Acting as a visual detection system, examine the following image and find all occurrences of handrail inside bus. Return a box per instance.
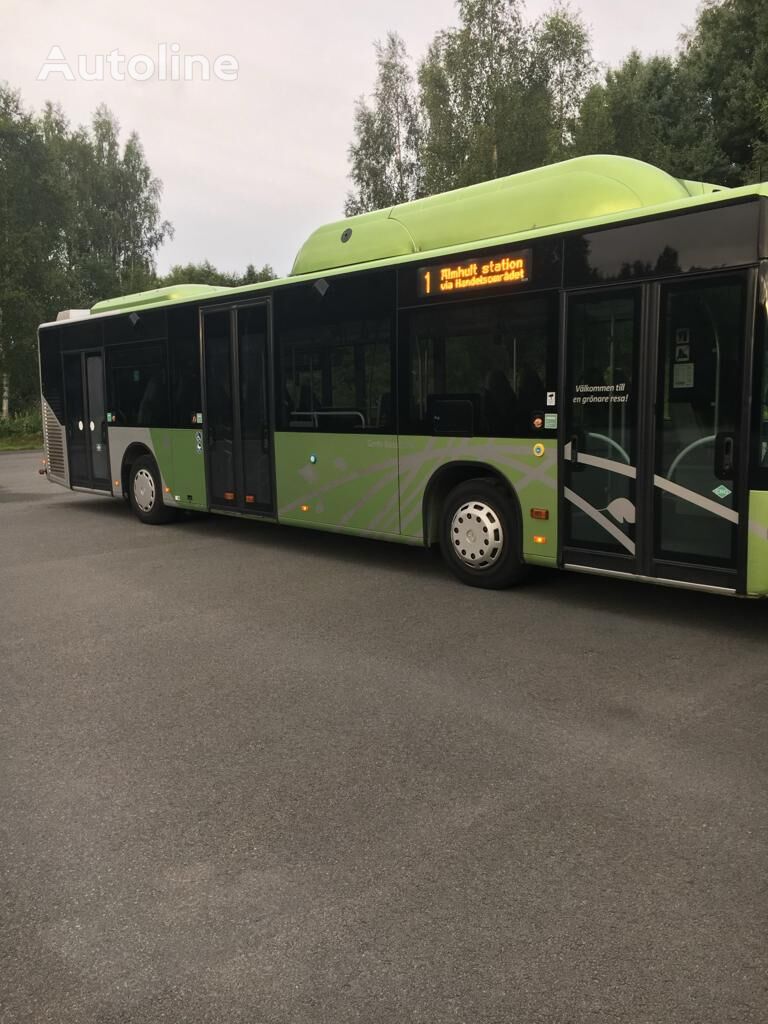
[290,409,367,428]
[586,432,631,464]
[667,435,716,481]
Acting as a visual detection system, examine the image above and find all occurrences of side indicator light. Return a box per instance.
[114,480,120,487]
[224,491,235,501]
[164,486,171,494]
[530,508,549,520]
[533,535,547,545]
[245,495,255,504]
[300,504,310,512]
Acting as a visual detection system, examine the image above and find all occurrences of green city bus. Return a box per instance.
[38,154,768,595]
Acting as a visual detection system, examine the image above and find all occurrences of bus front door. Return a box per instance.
[563,274,750,591]
[202,302,275,516]
[650,274,747,587]
[563,289,642,576]
[63,349,111,491]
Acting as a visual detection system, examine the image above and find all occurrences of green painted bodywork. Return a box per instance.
[91,283,231,315]
[274,433,558,564]
[747,492,768,595]
[292,155,723,276]
[398,436,557,565]
[106,426,206,509]
[149,428,207,509]
[275,432,400,537]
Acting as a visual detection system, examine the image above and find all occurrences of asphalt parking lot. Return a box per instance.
[1,449,766,1023]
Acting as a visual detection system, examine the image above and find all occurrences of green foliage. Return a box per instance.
[534,3,596,159]
[681,0,768,184]
[0,90,173,412]
[346,32,422,214]
[0,89,272,415]
[573,52,725,180]
[348,0,768,210]
[0,87,66,410]
[0,408,41,436]
[0,408,43,450]
[418,0,537,191]
[158,261,277,288]
[573,0,768,186]
[348,0,596,207]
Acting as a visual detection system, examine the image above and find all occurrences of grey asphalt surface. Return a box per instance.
[1,449,766,1024]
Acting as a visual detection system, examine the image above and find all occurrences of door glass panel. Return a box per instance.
[565,292,639,557]
[654,277,744,567]
[204,311,236,506]
[64,353,89,485]
[238,306,272,509]
[85,354,110,484]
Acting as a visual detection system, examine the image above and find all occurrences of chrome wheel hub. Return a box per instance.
[133,468,156,513]
[451,500,504,569]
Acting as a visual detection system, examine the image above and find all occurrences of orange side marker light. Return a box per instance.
[533,535,547,545]
[530,508,549,520]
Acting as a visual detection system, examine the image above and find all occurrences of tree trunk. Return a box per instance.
[1,373,9,420]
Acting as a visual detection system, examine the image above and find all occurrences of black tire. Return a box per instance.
[439,478,528,589]
[128,454,176,525]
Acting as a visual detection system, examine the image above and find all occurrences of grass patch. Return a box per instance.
[0,433,43,451]
[0,409,44,451]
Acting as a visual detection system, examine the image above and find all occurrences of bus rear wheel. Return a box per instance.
[128,454,176,525]
[439,478,527,589]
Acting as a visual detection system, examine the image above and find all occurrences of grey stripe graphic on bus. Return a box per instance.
[564,446,740,550]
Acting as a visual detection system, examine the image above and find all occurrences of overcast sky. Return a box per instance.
[4,0,702,281]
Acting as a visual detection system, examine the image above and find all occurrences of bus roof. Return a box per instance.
[290,154,724,276]
[44,154,767,328]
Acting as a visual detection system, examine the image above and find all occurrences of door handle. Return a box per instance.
[569,432,586,471]
[715,431,735,480]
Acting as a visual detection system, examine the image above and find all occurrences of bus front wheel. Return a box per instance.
[439,478,527,589]
[128,454,176,525]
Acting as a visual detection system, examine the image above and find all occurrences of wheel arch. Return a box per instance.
[120,442,155,498]
[421,461,523,547]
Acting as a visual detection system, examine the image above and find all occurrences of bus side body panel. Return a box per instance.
[160,428,207,510]
[106,426,207,510]
[397,435,558,566]
[747,492,768,595]
[274,432,400,538]
[39,326,69,489]
[273,431,559,564]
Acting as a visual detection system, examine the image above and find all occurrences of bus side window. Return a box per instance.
[107,340,171,428]
[169,306,201,428]
[275,271,395,434]
[404,292,558,437]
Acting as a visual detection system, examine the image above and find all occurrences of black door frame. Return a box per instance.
[62,347,111,492]
[200,298,276,517]
[560,268,757,591]
[560,282,646,578]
